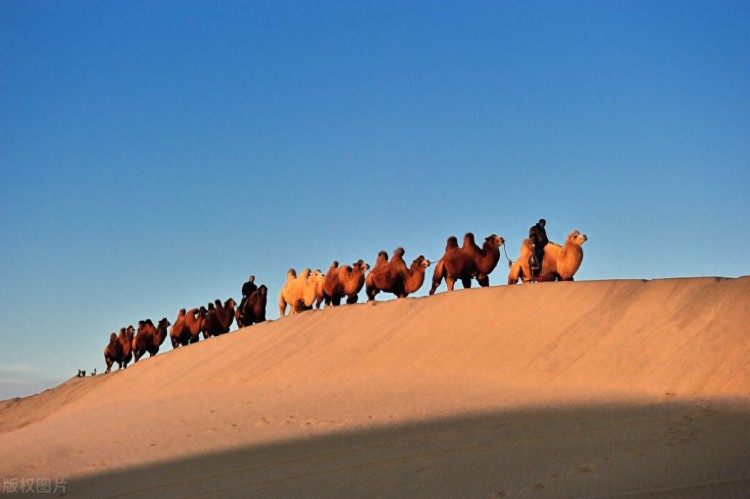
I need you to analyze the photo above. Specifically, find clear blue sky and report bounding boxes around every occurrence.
[1,1,748,399]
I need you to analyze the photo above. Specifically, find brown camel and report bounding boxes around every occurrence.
[279,268,325,316]
[366,248,431,300]
[132,318,171,362]
[170,307,208,347]
[202,298,236,338]
[103,327,135,374]
[103,332,121,374]
[236,285,268,327]
[322,259,370,306]
[121,326,134,368]
[508,230,587,283]
[429,233,505,295]
[169,309,187,348]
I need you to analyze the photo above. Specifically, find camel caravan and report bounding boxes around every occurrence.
[101,221,587,373]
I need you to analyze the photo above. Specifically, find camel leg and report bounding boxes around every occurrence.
[429,260,445,295]
[332,295,341,306]
[445,277,456,291]
[346,294,358,304]
[278,296,287,317]
[461,277,472,289]
[477,275,490,287]
[366,285,379,301]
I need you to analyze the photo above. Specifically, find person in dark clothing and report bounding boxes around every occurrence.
[239,275,257,312]
[528,219,548,279]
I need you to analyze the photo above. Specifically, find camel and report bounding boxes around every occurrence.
[103,327,135,374]
[170,309,187,348]
[103,332,121,374]
[202,298,236,338]
[132,318,171,362]
[278,268,325,316]
[429,233,505,295]
[366,248,431,300]
[236,285,268,327]
[322,259,370,306]
[508,230,587,284]
[170,307,208,347]
[121,326,135,368]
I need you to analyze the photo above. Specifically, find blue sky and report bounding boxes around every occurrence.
[1,0,748,399]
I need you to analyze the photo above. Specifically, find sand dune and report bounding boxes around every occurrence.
[1,277,749,497]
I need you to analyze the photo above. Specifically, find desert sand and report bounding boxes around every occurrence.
[1,277,749,497]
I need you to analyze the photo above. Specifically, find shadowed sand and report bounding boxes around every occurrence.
[1,277,749,497]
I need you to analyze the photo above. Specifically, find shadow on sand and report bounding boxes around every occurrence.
[69,399,750,498]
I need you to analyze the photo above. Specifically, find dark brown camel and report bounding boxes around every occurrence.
[121,326,134,368]
[202,298,236,338]
[104,327,135,374]
[322,259,370,306]
[236,285,268,327]
[132,318,171,362]
[366,248,431,300]
[429,233,505,295]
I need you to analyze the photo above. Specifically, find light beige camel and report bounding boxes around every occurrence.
[508,230,587,283]
[279,268,325,316]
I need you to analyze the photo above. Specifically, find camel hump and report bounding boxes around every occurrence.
[179,308,186,315]
[330,261,339,268]
[446,236,459,250]
[394,247,405,258]
[378,250,389,261]
[109,332,117,342]
[463,232,476,246]
[287,268,297,278]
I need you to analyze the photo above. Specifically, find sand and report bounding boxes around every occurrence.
[1,277,749,497]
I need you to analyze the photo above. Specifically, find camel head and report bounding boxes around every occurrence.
[199,306,208,317]
[353,259,370,272]
[484,234,505,249]
[159,318,171,328]
[258,285,268,297]
[413,256,431,269]
[126,325,135,338]
[568,230,588,247]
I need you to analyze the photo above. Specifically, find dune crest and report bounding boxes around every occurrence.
[1,276,748,492]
